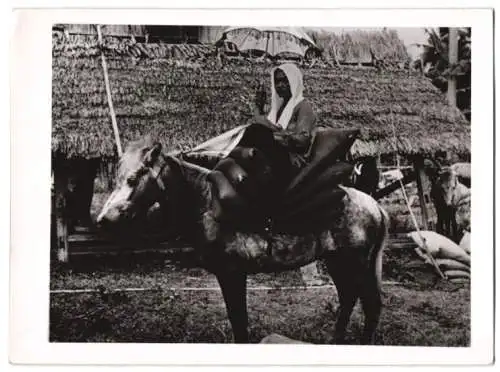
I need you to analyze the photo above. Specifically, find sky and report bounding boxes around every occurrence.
[308,27,430,47]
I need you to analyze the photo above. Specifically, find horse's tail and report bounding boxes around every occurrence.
[373,205,390,288]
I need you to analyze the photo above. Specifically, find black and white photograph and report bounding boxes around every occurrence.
[9,6,494,367]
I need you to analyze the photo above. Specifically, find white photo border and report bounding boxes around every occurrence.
[9,7,494,366]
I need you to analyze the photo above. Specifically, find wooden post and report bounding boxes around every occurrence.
[53,162,69,263]
[50,171,57,255]
[447,28,459,107]
[413,157,429,231]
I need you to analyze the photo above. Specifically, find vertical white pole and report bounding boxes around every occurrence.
[97,24,123,157]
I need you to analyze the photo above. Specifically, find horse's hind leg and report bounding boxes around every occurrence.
[359,269,382,345]
[360,213,386,345]
[324,253,360,344]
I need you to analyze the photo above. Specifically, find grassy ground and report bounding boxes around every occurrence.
[50,284,469,345]
[50,246,470,345]
[50,273,470,345]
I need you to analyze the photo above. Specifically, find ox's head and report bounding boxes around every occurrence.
[436,168,459,206]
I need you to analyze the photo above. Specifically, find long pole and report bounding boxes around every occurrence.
[97,24,123,157]
[262,31,271,112]
[447,28,458,107]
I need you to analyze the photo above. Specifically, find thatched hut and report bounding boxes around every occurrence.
[308,28,411,67]
[52,33,469,157]
[53,23,227,44]
[51,29,470,262]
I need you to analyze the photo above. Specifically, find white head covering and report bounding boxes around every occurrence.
[267,63,305,130]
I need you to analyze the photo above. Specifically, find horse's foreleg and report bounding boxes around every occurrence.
[215,270,249,343]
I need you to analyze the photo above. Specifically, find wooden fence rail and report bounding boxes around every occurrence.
[55,230,417,259]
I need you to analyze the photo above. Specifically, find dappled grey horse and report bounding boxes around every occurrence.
[97,139,389,344]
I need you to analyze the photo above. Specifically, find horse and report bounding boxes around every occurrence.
[96,138,390,345]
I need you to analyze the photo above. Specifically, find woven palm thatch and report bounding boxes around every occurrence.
[52,31,470,161]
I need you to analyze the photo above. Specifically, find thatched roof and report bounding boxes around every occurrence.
[310,29,410,65]
[52,32,470,161]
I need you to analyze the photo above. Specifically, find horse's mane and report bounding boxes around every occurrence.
[168,156,215,221]
[173,157,211,188]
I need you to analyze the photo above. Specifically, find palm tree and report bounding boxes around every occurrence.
[420,28,471,121]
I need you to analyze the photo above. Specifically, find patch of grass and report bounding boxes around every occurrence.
[50,250,470,346]
[50,283,470,345]
[50,257,307,291]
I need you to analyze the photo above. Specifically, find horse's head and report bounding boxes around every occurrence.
[96,138,182,231]
[435,168,459,206]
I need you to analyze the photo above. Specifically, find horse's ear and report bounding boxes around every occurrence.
[143,142,162,166]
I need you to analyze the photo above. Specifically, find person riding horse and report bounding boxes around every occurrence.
[252,63,323,285]
[183,63,361,286]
